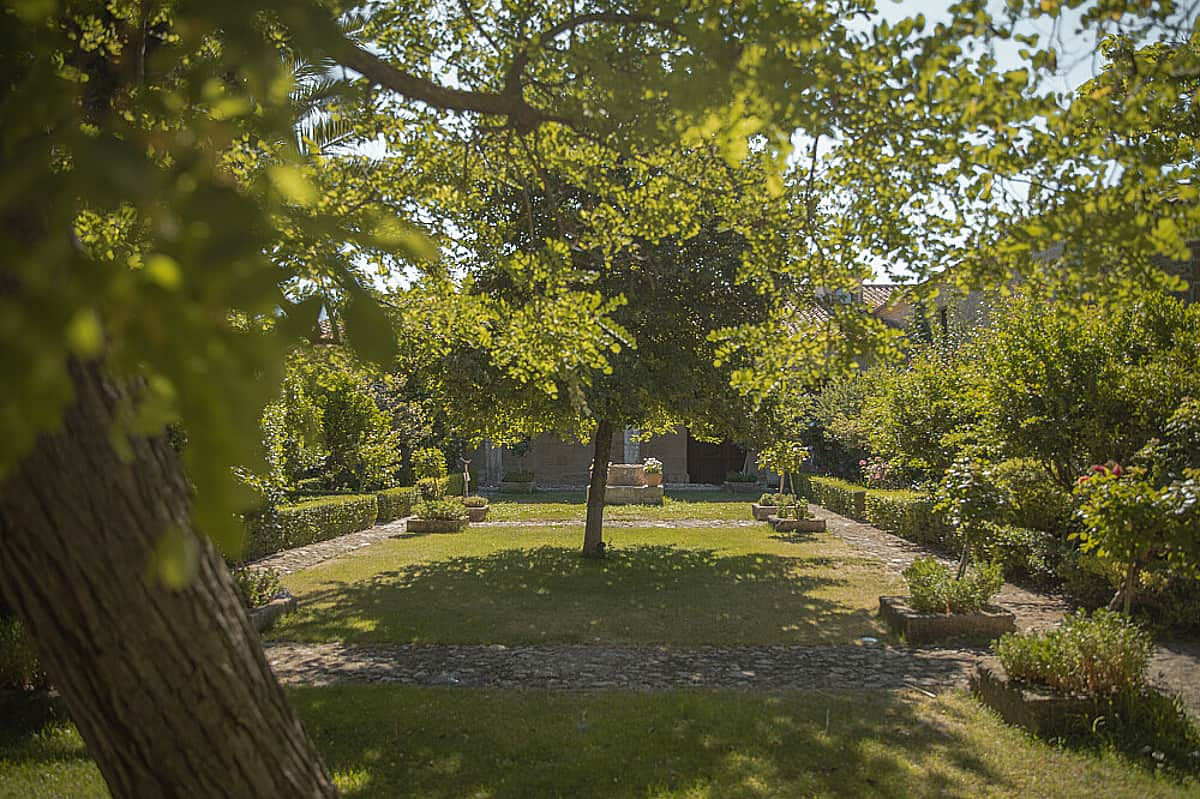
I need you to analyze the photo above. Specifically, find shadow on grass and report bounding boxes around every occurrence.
[1037,689,1200,778]
[291,687,1017,799]
[276,543,884,646]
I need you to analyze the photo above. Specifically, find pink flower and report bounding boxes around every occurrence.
[858,459,867,466]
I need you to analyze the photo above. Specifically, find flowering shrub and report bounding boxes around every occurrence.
[642,457,663,475]
[903,557,1003,614]
[858,457,892,488]
[463,496,489,508]
[997,609,1153,695]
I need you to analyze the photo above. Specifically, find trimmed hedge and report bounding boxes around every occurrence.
[805,476,867,520]
[377,486,419,522]
[243,494,378,561]
[802,476,955,550]
[864,489,955,549]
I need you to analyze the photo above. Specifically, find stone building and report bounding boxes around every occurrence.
[472,426,749,487]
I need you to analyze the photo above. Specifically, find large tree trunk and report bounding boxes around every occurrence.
[582,419,614,558]
[0,359,339,798]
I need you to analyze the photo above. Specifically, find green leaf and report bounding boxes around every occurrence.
[343,291,398,365]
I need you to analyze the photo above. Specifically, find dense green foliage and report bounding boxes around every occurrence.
[260,350,402,495]
[376,487,419,523]
[231,567,284,609]
[412,498,468,521]
[997,610,1154,696]
[903,557,1003,615]
[0,616,43,691]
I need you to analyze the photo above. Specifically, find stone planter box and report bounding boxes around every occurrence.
[751,503,775,521]
[248,594,296,634]
[971,658,1106,736]
[588,484,664,505]
[878,595,1016,646]
[466,505,489,522]
[723,481,761,493]
[406,517,469,534]
[498,481,536,494]
[768,515,826,533]
[607,463,646,485]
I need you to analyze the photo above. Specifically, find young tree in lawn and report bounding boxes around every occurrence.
[2,0,1194,794]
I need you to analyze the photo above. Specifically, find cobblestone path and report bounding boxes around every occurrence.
[265,642,979,693]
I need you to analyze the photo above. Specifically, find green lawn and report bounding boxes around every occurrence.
[4,687,1196,799]
[484,490,756,522]
[270,524,898,646]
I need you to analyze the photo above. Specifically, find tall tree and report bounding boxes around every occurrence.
[2,0,1194,794]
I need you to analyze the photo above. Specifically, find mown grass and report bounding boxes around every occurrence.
[270,524,898,646]
[4,688,1197,799]
[484,490,754,522]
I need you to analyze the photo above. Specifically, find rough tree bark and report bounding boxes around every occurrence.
[582,419,614,558]
[0,359,339,798]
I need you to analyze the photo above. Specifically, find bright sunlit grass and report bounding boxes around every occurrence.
[271,523,899,646]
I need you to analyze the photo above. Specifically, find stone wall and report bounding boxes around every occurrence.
[473,426,690,486]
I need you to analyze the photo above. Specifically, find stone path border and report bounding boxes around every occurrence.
[265,642,979,692]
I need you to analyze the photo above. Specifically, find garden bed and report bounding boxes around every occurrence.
[406,518,469,534]
[970,657,1106,736]
[878,595,1015,646]
[768,515,826,533]
[498,481,536,494]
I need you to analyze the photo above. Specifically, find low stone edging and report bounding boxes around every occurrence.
[970,657,1105,736]
[406,518,469,534]
[751,503,774,521]
[723,481,762,493]
[878,595,1016,646]
[769,516,826,533]
[249,595,297,633]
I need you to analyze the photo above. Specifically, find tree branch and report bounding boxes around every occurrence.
[331,38,555,132]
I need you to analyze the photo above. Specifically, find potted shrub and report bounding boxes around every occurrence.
[407,498,470,533]
[642,457,663,487]
[768,496,826,532]
[974,610,1155,738]
[499,469,536,494]
[723,470,760,492]
[464,495,489,522]
[879,556,1013,645]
